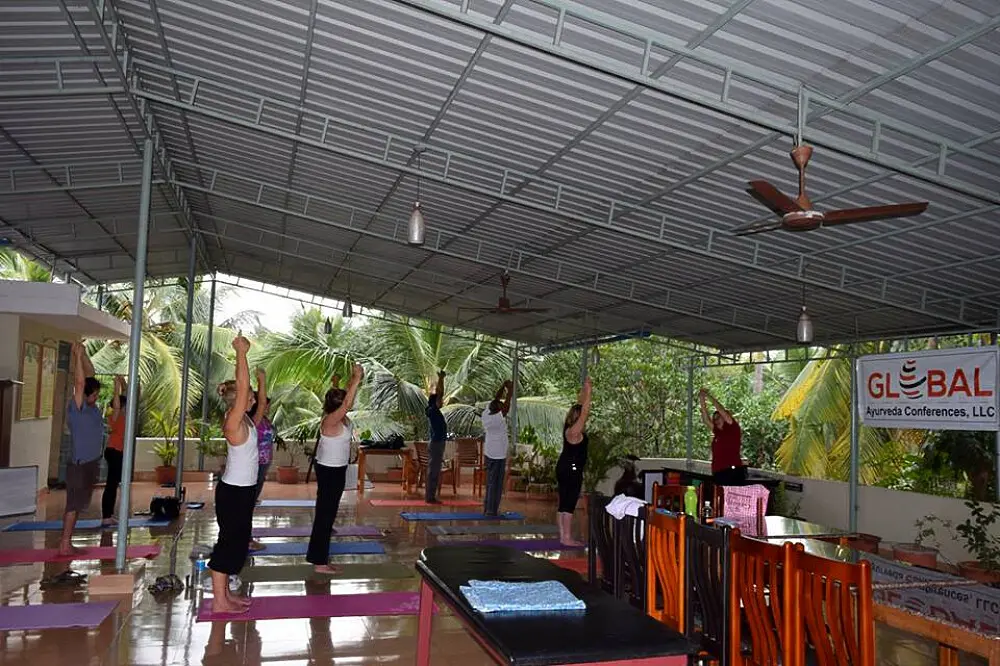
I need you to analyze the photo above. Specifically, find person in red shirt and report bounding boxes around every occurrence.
[699,388,747,485]
[102,375,127,526]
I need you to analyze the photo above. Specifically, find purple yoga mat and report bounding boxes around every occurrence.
[0,601,118,630]
[251,525,381,538]
[438,538,585,551]
[196,591,434,622]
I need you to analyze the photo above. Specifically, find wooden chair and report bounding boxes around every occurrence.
[587,492,616,592]
[685,519,732,665]
[787,548,875,666]
[652,482,697,513]
[646,509,686,632]
[617,505,648,610]
[413,441,457,496]
[454,438,484,495]
[728,531,797,666]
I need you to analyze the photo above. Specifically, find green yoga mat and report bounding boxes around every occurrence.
[240,563,414,583]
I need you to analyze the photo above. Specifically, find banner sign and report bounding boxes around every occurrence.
[861,553,1000,636]
[857,346,999,431]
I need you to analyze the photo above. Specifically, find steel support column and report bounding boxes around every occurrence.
[510,344,520,452]
[994,332,999,503]
[579,347,589,385]
[685,364,694,469]
[175,235,197,499]
[848,355,860,533]
[115,137,153,572]
[198,277,217,471]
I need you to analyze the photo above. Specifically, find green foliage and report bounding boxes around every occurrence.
[955,501,1000,571]
[151,441,178,467]
[275,437,305,468]
[0,249,51,282]
[770,482,802,518]
[912,515,951,550]
[582,430,625,493]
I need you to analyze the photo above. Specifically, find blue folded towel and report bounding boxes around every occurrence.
[459,580,586,614]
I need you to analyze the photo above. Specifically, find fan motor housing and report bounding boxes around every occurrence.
[782,209,825,231]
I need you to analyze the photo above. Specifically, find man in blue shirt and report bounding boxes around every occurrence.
[60,341,104,556]
[425,370,447,504]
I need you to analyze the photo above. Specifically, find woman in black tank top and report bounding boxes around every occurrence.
[556,377,592,547]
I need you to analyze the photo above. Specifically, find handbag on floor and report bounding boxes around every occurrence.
[149,495,181,521]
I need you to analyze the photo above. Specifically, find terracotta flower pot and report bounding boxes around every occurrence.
[155,465,177,485]
[958,561,1000,585]
[847,533,882,554]
[892,543,938,569]
[277,466,299,484]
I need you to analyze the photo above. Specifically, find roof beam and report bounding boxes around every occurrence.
[131,76,979,331]
[167,162,790,342]
[395,0,1000,207]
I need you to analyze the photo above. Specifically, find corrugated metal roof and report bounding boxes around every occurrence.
[1,0,999,350]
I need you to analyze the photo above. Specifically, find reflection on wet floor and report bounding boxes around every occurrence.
[0,481,986,665]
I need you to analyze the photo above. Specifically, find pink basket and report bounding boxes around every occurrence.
[720,484,770,534]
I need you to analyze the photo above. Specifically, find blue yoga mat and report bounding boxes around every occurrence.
[253,541,385,557]
[3,518,170,532]
[400,511,524,522]
[258,499,315,508]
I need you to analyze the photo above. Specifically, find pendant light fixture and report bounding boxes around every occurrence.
[796,285,813,344]
[407,147,426,246]
[323,317,332,335]
[342,298,353,319]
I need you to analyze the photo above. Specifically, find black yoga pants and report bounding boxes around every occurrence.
[307,463,348,566]
[556,458,584,514]
[102,448,123,519]
[209,481,256,575]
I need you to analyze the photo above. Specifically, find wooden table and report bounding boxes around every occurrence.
[356,446,412,495]
[416,545,693,665]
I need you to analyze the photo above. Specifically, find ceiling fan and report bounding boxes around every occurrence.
[732,144,929,236]
[460,271,550,314]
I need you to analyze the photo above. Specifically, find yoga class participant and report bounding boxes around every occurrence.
[424,369,447,504]
[60,342,103,556]
[307,363,363,574]
[248,368,273,552]
[556,376,592,547]
[699,388,747,485]
[102,375,127,527]
[481,379,512,517]
[208,334,257,614]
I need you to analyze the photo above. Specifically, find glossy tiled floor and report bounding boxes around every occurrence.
[0,480,983,666]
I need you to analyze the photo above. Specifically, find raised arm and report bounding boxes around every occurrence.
[497,380,513,416]
[566,376,592,442]
[698,388,713,430]
[330,374,340,389]
[322,364,363,431]
[707,391,733,425]
[111,375,124,420]
[252,368,267,425]
[435,370,445,401]
[224,335,252,446]
[80,342,95,378]
[71,342,85,410]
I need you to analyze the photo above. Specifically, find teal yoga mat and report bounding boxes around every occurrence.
[400,511,523,521]
[426,523,558,536]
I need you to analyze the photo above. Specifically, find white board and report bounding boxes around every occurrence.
[857,346,999,431]
[0,466,38,517]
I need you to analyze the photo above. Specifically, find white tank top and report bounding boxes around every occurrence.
[221,416,259,487]
[315,422,352,467]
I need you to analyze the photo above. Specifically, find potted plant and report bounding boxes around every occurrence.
[275,437,304,484]
[954,500,1000,585]
[151,440,178,485]
[581,430,623,511]
[892,515,949,569]
[195,420,226,478]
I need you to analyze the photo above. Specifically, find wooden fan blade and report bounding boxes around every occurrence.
[503,307,550,313]
[822,202,928,226]
[458,307,503,312]
[747,180,802,215]
[731,221,783,236]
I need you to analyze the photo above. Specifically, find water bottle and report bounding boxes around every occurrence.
[703,501,714,523]
[683,486,698,517]
[193,557,212,591]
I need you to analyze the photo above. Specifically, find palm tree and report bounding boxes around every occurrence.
[0,248,51,282]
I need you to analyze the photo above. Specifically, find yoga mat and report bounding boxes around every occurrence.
[253,542,384,557]
[0,601,118,630]
[369,499,481,507]
[426,524,558,536]
[197,591,431,622]
[0,544,161,565]
[258,499,315,508]
[438,538,584,551]
[251,525,381,538]
[400,511,523,522]
[240,562,413,582]
[3,518,170,532]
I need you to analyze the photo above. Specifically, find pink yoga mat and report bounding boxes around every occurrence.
[196,591,435,622]
[251,525,381,538]
[0,544,160,565]
[369,499,480,507]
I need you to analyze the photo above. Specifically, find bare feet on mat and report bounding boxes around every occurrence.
[560,538,584,548]
[425,498,441,505]
[313,564,341,575]
[57,544,83,557]
[248,540,265,552]
[101,518,118,527]
[212,596,249,614]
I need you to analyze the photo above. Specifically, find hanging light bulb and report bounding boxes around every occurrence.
[323,317,332,334]
[590,346,601,367]
[407,201,425,245]
[342,297,353,319]
[796,305,814,344]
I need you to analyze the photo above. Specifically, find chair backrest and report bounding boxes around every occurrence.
[618,506,648,609]
[729,531,795,666]
[788,549,875,666]
[414,441,430,465]
[587,492,616,592]
[646,509,686,632]
[455,438,481,466]
[652,482,693,513]
[685,519,731,665]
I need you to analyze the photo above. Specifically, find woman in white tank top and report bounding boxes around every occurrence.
[307,364,363,573]
[207,334,258,614]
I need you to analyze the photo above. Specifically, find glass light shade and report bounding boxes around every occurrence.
[407,201,425,245]
[342,298,353,318]
[323,317,332,334]
[796,306,814,344]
